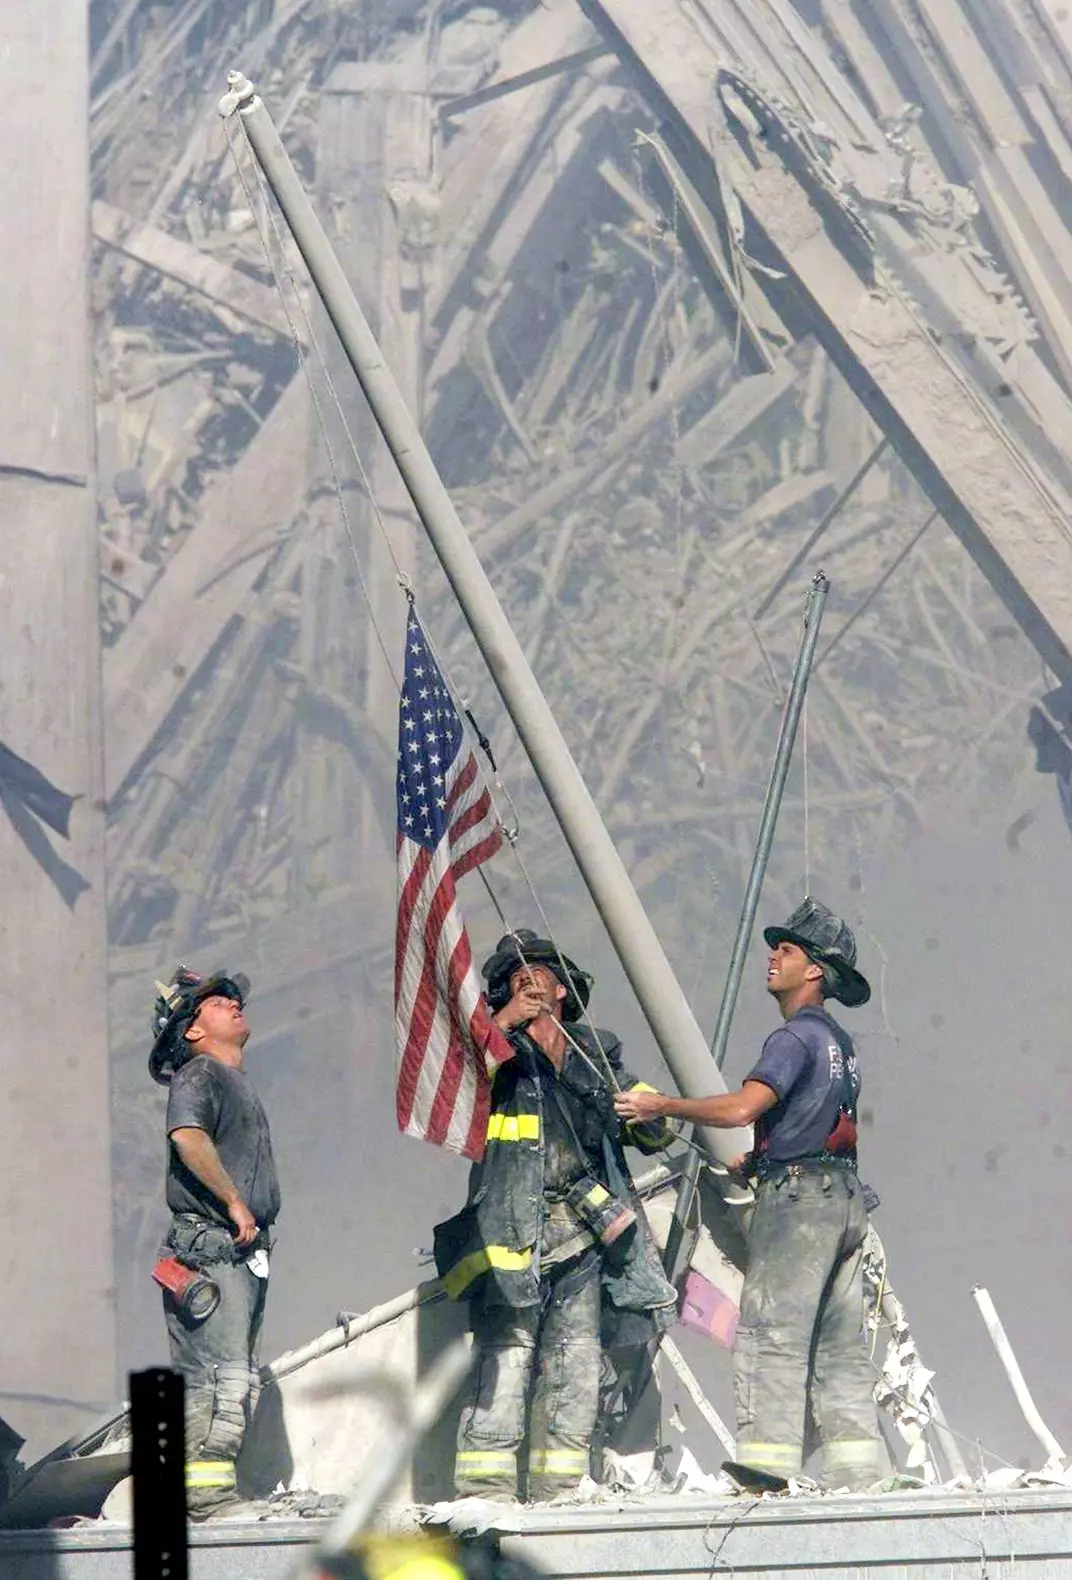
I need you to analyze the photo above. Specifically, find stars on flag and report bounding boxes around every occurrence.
[396,612,464,850]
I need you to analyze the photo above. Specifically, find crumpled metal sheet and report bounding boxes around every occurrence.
[864,1228,942,1482]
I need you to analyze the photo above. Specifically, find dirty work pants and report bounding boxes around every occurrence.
[455,1256,601,1502]
[733,1167,881,1491]
[162,1217,267,1518]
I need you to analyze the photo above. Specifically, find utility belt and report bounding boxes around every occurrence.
[755,1156,880,1213]
[154,1215,271,1327]
[754,1153,857,1183]
[166,1212,271,1264]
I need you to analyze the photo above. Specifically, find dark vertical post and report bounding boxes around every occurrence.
[131,1368,188,1580]
[0,0,116,1462]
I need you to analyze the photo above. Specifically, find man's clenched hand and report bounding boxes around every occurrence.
[228,1197,258,1248]
[493,982,546,1030]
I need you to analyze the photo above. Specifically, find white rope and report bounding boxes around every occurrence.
[223,115,405,689]
[224,112,698,1160]
[232,113,411,589]
[410,630,690,1128]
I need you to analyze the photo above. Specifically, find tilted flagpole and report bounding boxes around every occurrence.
[218,71,753,1175]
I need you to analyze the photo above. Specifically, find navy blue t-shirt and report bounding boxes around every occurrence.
[165,1055,281,1228]
[747,1006,860,1163]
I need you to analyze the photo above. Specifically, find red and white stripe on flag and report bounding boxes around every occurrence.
[393,610,516,1163]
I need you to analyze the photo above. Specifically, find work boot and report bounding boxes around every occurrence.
[452,1487,520,1506]
[188,1494,269,1522]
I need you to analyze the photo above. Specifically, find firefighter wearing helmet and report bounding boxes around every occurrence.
[434,929,677,1503]
[149,966,279,1520]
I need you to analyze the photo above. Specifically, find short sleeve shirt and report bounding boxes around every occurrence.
[165,1056,281,1227]
[747,1007,860,1163]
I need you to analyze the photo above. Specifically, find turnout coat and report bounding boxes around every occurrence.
[433,1025,678,1327]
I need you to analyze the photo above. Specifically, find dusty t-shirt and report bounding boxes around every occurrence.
[165,1055,281,1228]
[748,1005,860,1164]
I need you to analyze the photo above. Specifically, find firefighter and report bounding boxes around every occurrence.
[149,967,280,1519]
[614,898,883,1491]
[434,930,677,1503]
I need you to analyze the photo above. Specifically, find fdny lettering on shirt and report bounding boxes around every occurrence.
[828,1041,859,1089]
[747,1008,862,1163]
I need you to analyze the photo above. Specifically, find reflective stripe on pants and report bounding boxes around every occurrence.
[734,1441,802,1479]
[528,1448,589,1477]
[185,1459,237,1491]
[825,1436,883,1486]
[454,1449,517,1479]
[455,1259,600,1500]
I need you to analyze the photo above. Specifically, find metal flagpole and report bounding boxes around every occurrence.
[219,72,752,1173]
[662,573,828,1276]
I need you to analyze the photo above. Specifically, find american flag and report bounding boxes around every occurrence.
[394,608,513,1160]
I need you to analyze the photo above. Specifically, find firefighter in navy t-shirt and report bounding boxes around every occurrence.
[614,898,882,1491]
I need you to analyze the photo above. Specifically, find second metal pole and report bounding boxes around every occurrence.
[711,571,828,1067]
[665,573,828,1275]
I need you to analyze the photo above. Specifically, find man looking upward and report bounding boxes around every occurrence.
[149,967,280,1519]
[615,899,882,1492]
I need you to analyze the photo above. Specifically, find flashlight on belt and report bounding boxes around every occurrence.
[152,1255,221,1323]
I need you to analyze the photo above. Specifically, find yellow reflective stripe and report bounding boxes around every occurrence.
[356,1535,466,1580]
[582,1181,609,1206]
[456,1450,517,1468]
[185,1460,237,1489]
[529,1448,588,1473]
[736,1442,802,1473]
[443,1243,533,1299]
[826,1438,881,1466]
[486,1112,540,1142]
[373,1558,462,1580]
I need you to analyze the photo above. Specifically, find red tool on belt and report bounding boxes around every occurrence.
[152,1256,221,1323]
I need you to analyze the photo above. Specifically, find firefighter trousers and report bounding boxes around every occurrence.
[733,1166,882,1491]
[162,1217,267,1518]
[455,1254,601,1502]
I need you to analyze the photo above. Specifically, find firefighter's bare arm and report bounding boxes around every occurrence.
[169,1126,258,1246]
[614,1079,777,1129]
